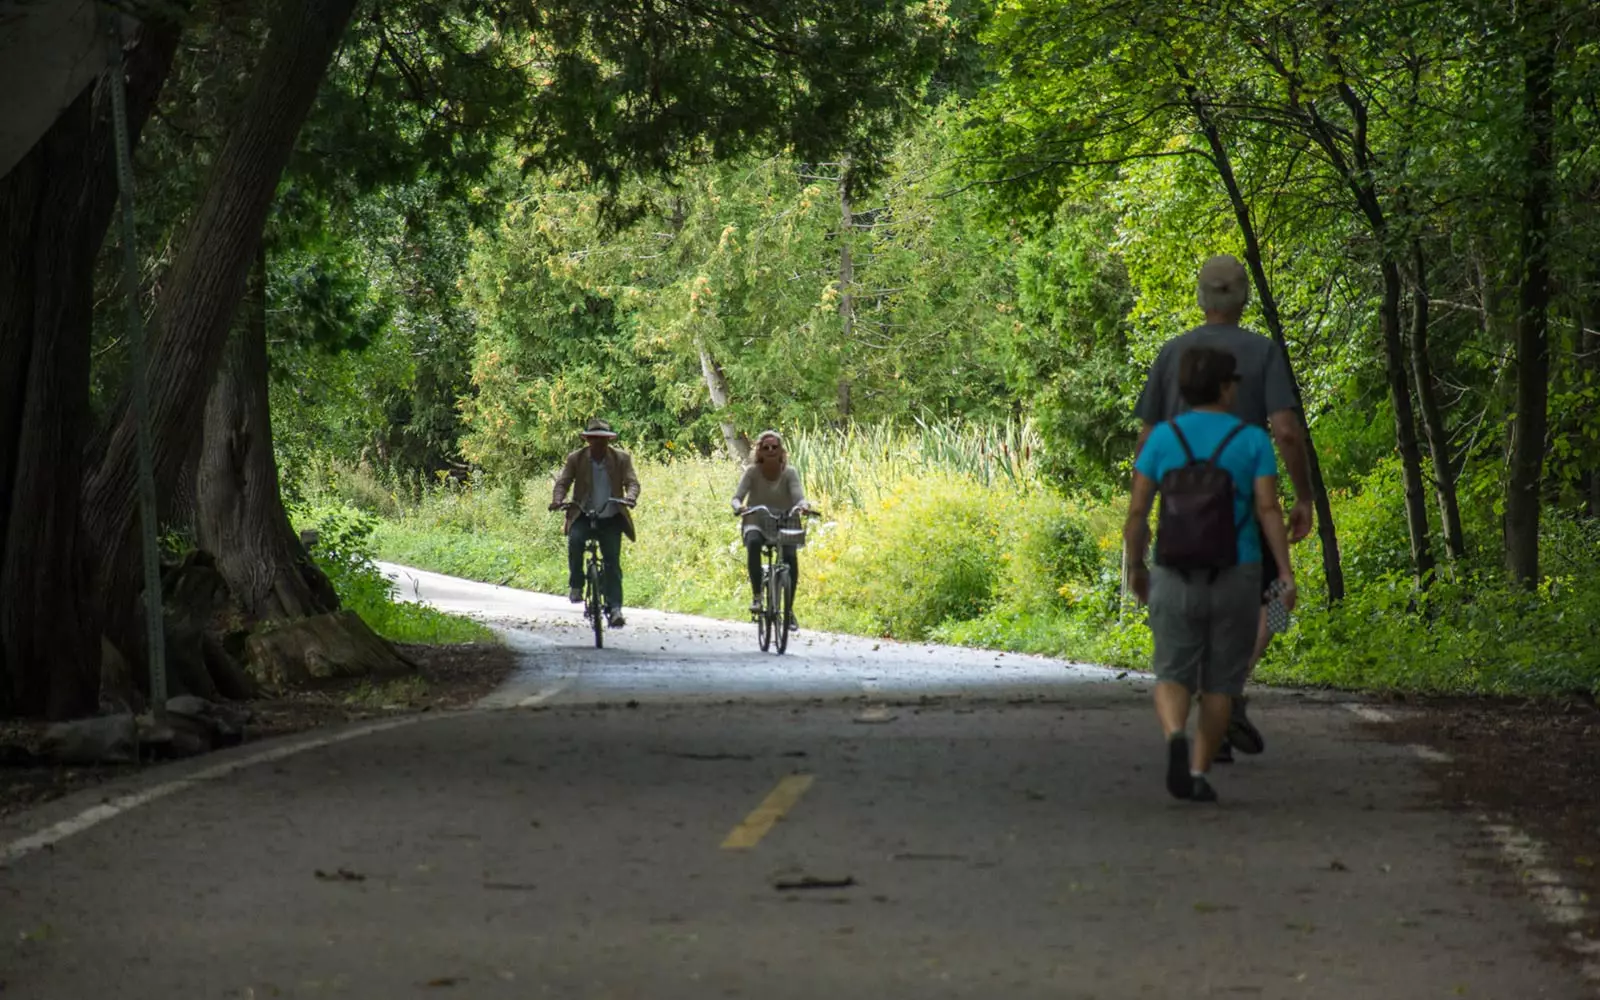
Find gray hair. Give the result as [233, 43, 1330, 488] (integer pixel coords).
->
[1197, 254, 1250, 316]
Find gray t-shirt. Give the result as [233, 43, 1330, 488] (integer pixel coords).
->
[588, 460, 617, 518]
[1133, 323, 1298, 428]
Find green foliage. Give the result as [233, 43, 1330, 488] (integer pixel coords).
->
[290, 501, 493, 645]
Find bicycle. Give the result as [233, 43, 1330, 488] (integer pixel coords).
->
[552, 498, 633, 649]
[735, 503, 817, 655]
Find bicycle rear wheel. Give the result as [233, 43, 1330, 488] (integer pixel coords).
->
[756, 564, 772, 652]
[774, 565, 790, 655]
[587, 554, 604, 649]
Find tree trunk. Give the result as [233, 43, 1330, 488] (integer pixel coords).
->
[836, 158, 854, 422]
[1408, 239, 1466, 562]
[1380, 257, 1438, 585]
[1182, 75, 1346, 600]
[0, 21, 180, 719]
[197, 248, 341, 623]
[1505, 0, 1555, 588]
[1585, 296, 1600, 518]
[81, 0, 360, 667]
[697, 341, 750, 463]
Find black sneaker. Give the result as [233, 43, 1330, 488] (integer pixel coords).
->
[1213, 741, 1235, 764]
[1226, 696, 1265, 755]
[1191, 775, 1219, 803]
[786, 614, 799, 632]
[607, 610, 626, 628]
[1166, 735, 1192, 800]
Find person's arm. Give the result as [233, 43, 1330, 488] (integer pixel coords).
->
[550, 452, 576, 509]
[785, 467, 808, 512]
[1267, 408, 1313, 543]
[619, 452, 641, 505]
[1261, 341, 1313, 543]
[1136, 422, 1155, 458]
[731, 466, 753, 511]
[1253, 474, 1297, 611]
[1132, 350, 1168, 461]
[1122, 472, 1158, 604]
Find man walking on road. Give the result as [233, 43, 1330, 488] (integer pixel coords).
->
[1133, 255, 1314, 759]
[550, 419, 641, 628]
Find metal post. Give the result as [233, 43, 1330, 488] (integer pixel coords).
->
[104, 12, 167, 709]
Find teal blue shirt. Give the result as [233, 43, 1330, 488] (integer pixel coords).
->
[1136, 411, 1277, 564]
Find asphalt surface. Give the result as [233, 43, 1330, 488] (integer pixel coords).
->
[0, 567, 1588, 999]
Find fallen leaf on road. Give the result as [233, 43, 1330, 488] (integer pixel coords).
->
[314, 868, 366, 883]
[889, 852, 969, 863]
[1193, 901, 1239, 914]
[853, 708, 896, 724]
[1023, 789, 1046, 802]
[774, 875, 857, 891]
[423, 977, 465, 988]
[1328, 860, 1349, 872]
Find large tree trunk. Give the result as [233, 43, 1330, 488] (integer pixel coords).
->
[1182, 74, 1346, 600]
[1408, 239, 1466, 562]
[81, 0, 360, 668]
[1505, 0, 1555, 588]
[0, 21, 180, 719]
[197, 248, 341, 622]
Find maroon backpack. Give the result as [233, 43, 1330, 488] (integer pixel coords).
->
[1155, 419, 1248, 574]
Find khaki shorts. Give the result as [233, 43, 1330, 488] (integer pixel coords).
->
[1148, 564, 1261, 696]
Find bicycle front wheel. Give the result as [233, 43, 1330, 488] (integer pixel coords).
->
[757, 565, 772, 652]
[588, 556, 604, 649]
[774, 565, 790, 655]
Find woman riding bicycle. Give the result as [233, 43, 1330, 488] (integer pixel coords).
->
[731, 430, 809, 631]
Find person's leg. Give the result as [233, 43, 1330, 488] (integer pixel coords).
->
[598, 518, 624, 613]
[1149, 568, 1203, 800]
[567, 519, 589, 595]
[1195, 566, 1264, 801]
[746, 538, 763, 606]
[1225, 536, 1275, 757]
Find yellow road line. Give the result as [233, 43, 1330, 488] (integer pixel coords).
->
[720, 774, 815, 850]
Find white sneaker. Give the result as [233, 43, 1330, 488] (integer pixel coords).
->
[568, 588, 583, 603]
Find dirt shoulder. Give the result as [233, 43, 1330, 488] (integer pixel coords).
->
[0, 641, 517, 820]
[1370, 695, 1600, 940]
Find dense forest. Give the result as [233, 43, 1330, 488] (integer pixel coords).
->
[3, 0, 1598, 721]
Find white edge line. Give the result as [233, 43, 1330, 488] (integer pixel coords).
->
[1343, 703, 1396, 723]
[1, 715, 427, 866]
[1352, 702, 1600, 984]
[515, 683, 569, 709]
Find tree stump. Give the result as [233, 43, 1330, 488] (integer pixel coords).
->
[246, 611, 416, 688]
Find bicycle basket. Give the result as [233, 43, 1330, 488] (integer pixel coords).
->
[742, 510, 807, 548]
[776, 513, 808, 549]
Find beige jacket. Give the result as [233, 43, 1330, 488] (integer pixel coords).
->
[552, 446, 642, 540]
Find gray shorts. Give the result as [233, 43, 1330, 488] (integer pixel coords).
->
[1148, 564, 1261, 696]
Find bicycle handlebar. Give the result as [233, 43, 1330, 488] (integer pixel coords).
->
[734, 503, 820, 518]
[551, 497, 635, 515]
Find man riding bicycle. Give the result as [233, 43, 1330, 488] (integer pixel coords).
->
[549, 419, 641, 628]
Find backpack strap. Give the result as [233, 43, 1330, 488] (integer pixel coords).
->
[1206, 420, 1248, 465]
[1166, 420, 1197, 464]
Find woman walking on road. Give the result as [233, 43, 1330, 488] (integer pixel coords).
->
[731, 430, 810, 631]
[1123, 348, 1296, 803]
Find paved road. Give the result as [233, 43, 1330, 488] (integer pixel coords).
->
[0, 568, 1588, 998]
